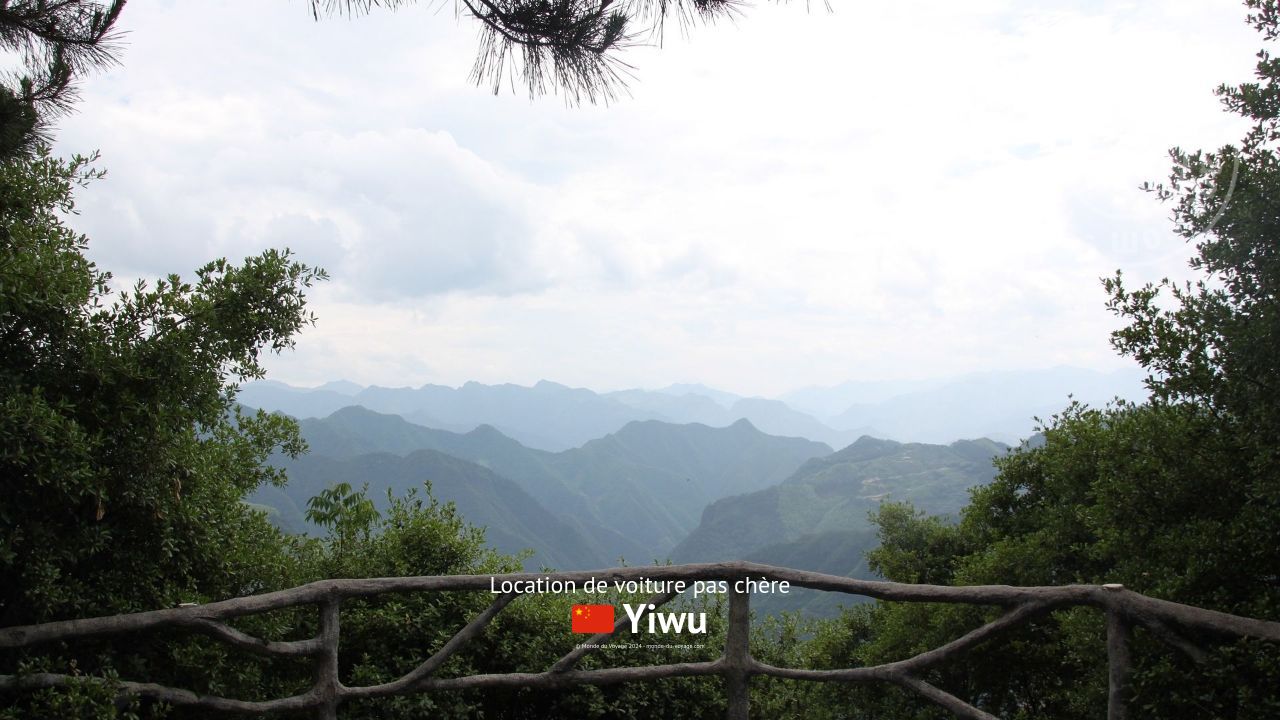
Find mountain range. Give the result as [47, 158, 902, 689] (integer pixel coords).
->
[239, 367, 1142, 615]
[251, 407, 830, 566]
[240, 366, 1144, 451]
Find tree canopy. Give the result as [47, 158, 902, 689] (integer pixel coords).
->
[797, 2, 1280, 716]
[0, 145, 328, 627]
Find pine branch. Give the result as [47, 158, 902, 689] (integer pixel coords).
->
[309, 0, 745, 102]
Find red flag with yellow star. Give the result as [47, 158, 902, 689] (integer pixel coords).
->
[571, 604, 614, 633]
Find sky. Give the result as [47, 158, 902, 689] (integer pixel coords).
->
[49, 0, 1262, 398]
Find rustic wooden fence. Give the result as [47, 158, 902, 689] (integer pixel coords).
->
[3, 561, 1279, 719]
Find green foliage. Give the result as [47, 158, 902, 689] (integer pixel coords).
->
[0, 143, 328, 716]
[0, 87, 38, 160]
[306, 481, 381, 552]
[271, 447, 612, 570]
[287, 482, 731, 719]
[795, 5, 1280, 715]
[1098, 0, 1280, 635]
[0, 145, 328, 626]
[802, 399, 1280, 718]
[290, 483, 519, 719]
[748, 610, 856, 720]
[865, 503, 968, 587]
[1108, 1, 1280, 463]
[0, 664, 146, 720]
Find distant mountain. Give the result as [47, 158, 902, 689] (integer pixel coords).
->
[825, 367, 1146, 444]
[244, 380, 667, 451]
[603, 389, 731, 426]
[548, 419, 832, 553]
[266, 406, 832, 563]
[316, 380, 362, 396]
[361, 380, 662, 451]
[654, 383, 742, 408]
[276, 408, 640, 564]
[780, 379, 946, 419]
[725, 398, 863, 449]
[252, 449, 611, 571]
[605, 390, 860, 448]
[671, 435, 1009, 615]
[240, 381, 363, 421]
[244, 367, 1142, 454]
[243, 379, 851, 452]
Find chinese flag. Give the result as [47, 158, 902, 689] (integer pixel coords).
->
[571, 604, 614, 634]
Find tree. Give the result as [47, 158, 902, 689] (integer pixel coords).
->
[0, 148, 329, 627]
[0, 139, 325, 640]
[0, 1, 126, 158]
[288, 482, 732, 720]
[312, 0, 744, 102]
[1104, 0, 1280, 558]
[797, 2, 1280, 717]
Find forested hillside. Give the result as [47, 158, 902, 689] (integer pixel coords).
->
[252, 406, 831, 562]
[673, 436, 1007, 614]
[258, 449, 612, 569]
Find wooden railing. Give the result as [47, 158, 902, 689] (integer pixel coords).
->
[3, 561, 1279, 719]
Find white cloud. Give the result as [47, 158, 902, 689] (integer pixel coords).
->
[49, 0, 1261, 396]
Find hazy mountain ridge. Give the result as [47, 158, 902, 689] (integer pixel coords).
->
[271, 408, 642, 564]
[241, 379, 855, 451]
[811, 367, 1146, 444]
[242, 366, 1144, 450]
[258, 407, 830, 565]
[242, 380, 665, 451]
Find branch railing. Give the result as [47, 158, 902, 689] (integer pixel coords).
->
[3, 561, 1279, 719]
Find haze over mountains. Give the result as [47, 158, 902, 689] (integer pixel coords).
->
[241, 365, 1144, 450]
[253, 407, 828, 566]
[240, 366, 1146, 615]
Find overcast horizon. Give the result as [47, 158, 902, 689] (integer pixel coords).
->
[249, 363, 1146, 402]
[50, 0, 1261, 398]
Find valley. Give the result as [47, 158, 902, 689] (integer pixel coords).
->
[238, 372, 1113, 615]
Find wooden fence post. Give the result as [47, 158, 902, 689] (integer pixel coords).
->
[725, 584, 751, 720]
[1106, 606, 1132, 720]
[315, 599, 341, 720]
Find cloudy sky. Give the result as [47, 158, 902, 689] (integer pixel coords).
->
[51, 0, 1260, 397]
